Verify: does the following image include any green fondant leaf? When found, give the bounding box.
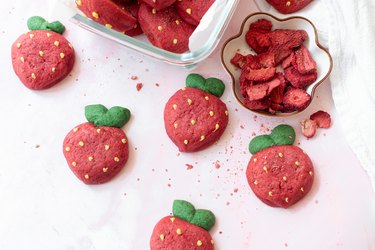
[270,124,296,145]
[190,209,216,231]
[27,16,65,34]
[85,104,131,128]
[186,73,225,97]
[172,200,196,222]
[249,135,275,154]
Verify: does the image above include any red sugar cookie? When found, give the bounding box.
[175,0,215,26]
[266,0,313,14]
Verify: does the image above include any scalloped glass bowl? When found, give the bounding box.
[221,12,333,117]
[71,0,240,68]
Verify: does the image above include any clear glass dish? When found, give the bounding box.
[71,0,240,68]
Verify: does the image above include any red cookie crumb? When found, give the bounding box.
[136,83,143,91]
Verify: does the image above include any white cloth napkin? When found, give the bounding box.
[255,0,375,192]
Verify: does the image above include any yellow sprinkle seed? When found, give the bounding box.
[102,167,108,173]
[52,67,56,73]
[73,127,78,132]
[20,57,25,63]
[152,8,157,14]
[75,0,82,6]
[173,38,178,45]
[92,11,99,18]
[121,138,127,144]
[286,1,291,6]
[175,19,180,25]
[16,43,21,48]
[204,96,209,101]
[197,240,203,247]
[268,191,273,196]
[191,119,196,125]
[200,135,205,141]
[278,152,283,157]
[309,171,313,176]
[295,161,300,166]
[174,123,178,129]
[68,43,73,49]
[215,124,220,130]
[170,217,175,222]
[186,8,192,14]
[104,145,110,151]
[29,33,34,39]
[65,147,71,152]
[78,141,84,147]
[184,139,188,145]
[152,0,156,2]
[114,157,120,162]
[84,174,89,179]
[283,176,287,181]
[225,110,228,116]
[46,33,52,37]
[60,53,65,59]
[39,51,44,57]
[301,187,304,192]
[172,104,177,110]
[211,240,214,245]
[181,87,186,91]
[253,158,257,162]
[105,23,112,29]
[254,180,258,185]
[285,197,289,203]
[72,161,77,167]
[263,166,268,173]
[209,111,214,117]
[54,41,60,46]
[176,228,182,235]
[97,128,101,133]
[157,25,163,31]
[31,73,36,79]
[88,156,93,161]
[160,234,165,241]
[187,99,192,105]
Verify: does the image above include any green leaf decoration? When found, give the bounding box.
[270,124,296,145]
[84,104,131,128]
[172,200,196,223]
[189,209,216,231]
[27,16,65,34]
[186,73,225,97]
[249,135,275,154]
[249,124,296,154]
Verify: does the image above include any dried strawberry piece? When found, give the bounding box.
[246,30,271,54]
[249,18,273,31]
[283,87,311,111]
[270,29,308,49]
[257,51,276,68]
[245,67,276,81]
[246,77,279,100]
[243,97,271,111]
[231,53,247,69]
[269,73,287,104]
[284,66,317,89]
[269,103,284,113]
[281,52,295,69]
[293,45,317,74]
[310,110,331,128]
[301,119,317,138]
[239,71,253,98]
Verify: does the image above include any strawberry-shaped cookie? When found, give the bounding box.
[247,124,314,208]
[164,73,229,152]
[11,16,75,90]
[150,200,216,250]
[63,104,131,184]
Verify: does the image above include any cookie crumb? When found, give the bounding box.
[136,83,143,91]
[130,75,138,80]
[185,164,193,170]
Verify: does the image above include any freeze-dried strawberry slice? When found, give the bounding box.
[301,119,317,138]
[245,67,276,82]
[284,65,317,89]
[247,76,281,101]
[310,110,331,128]
[243,97,271,111]
[281,52,295,69]
[283,87,311,112]
[293,45,317,74]
[269,73,287,104]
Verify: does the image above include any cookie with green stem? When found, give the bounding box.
[164,73,228,152]
[63,104,131,184]
[150,200,216,250]
[11,16,75,90]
